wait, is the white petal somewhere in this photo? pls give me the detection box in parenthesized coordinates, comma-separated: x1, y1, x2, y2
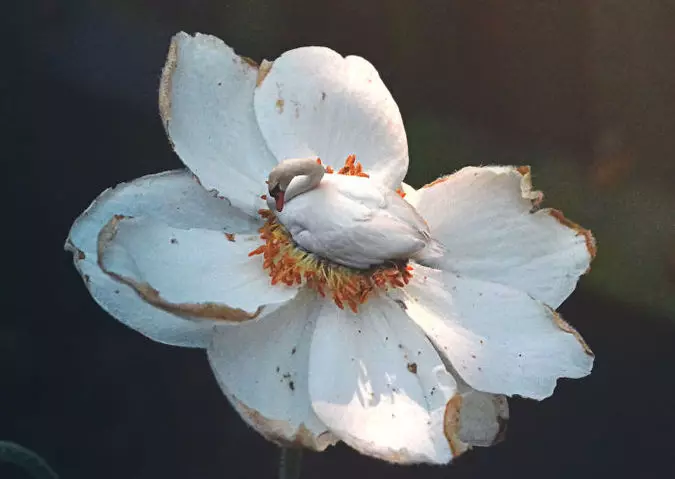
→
(398, 265, 593, 400)
(207, 291, 336, 450)
(254, 47, 408, 189)
(98, 216, 298, 320)
(411, 166, 596, 308)
(309, 295, 462, 464)
(160, 32, 276, 216)
(65, 170, 256, 347)
(400, 181, 417, 199)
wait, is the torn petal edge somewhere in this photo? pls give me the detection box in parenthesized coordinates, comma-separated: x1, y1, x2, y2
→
(96, 215, 264, 322)
(420, 165, 596, 269)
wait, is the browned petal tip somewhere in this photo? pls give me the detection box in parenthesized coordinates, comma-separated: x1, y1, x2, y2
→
(548, 209, 598, 261)
(239, 55, 258, 68)
(256, 59, 273, 87)
(159, 35, 179, 130)
(516, 165, 531, 176)
(550, 308, 594, 357)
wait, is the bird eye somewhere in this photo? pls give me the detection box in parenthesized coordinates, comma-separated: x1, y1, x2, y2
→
(268, 183, 281, 197)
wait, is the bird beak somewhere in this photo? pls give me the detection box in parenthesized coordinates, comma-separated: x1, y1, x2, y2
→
(274, 190, 285, 212)
(268, 184, 285, 212)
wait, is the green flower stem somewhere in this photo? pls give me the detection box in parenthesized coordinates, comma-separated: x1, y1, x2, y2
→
(279, 447, 303, 479)
(0, 441, 59, 479)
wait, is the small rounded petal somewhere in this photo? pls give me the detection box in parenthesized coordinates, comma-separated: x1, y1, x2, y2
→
(398, 265, 593, 400)
(309, 295, 461, 464)
(207, 291, 336, 450)
(456, 389, 509, 447)
(65, 170, 257, 347)
(254, 47, 408, 190)
(410, 166, 595, 308)
(160, 32, 277, 216)
(97, 216, 298, 320)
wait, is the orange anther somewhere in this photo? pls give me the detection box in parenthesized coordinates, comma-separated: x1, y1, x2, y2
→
(347, 299, 358, 313)
(252, 206, 414, 313)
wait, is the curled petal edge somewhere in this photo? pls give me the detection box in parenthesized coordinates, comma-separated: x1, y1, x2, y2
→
(232, 397, 338, 451)
(96, 215, 263, 322)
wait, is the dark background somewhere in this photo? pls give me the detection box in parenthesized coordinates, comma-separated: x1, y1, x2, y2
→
(4, 1, 675, 478)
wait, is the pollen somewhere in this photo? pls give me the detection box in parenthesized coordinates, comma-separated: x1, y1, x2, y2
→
(251, 155, 413, 312)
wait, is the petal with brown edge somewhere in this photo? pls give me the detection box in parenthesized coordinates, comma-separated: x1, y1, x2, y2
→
(208, 291, 337, 451)
(398, 264, 593, 400)
(97, 216, 299, 321)
(65, 170, 258, 347)
(308, 295, 459, 464)
(160, 32, 277, 216)
(410, 166, 595, 309)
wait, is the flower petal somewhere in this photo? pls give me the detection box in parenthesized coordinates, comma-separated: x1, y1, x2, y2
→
(308, 296, 461, 464)
(411, 166, 595, 308)
(97, 216, 298, 321)
(207, 291, 337, 450)
(254, 47, 408, 189)
(160, 32, 277, 215)
(456, 389, 509, 447)
(397, 265, 593, 400)
(65, 170, 257, 347)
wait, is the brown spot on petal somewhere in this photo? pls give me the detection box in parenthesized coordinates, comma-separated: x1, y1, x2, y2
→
(443, 395, 467, 457)
(225, 233, 236, 242)
(275, 98, 285, 113)
(550, 308, 594, 357)
(406, 362, 417, 374)
(77, 249, 86, 260)
(159, 35, 178, 131)
(548, 209, 597, 262)
(256, 59, 273, 87)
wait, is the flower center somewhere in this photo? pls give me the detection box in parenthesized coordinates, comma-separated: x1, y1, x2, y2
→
(249, 155, 411, 313)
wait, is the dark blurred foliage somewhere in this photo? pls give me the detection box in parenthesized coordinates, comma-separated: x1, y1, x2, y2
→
(3, 1, 674, 478)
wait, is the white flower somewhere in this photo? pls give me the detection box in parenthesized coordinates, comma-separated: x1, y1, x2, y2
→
(65, 32, 595, 464)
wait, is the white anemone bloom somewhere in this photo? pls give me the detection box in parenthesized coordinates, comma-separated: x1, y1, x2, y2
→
(65, 32, 596, 464)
